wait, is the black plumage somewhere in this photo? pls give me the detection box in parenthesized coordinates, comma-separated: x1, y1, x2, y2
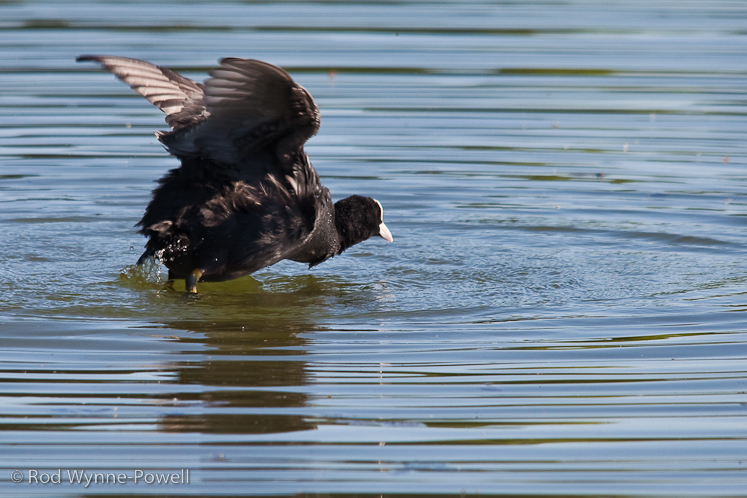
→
(78, 55, 393, 292)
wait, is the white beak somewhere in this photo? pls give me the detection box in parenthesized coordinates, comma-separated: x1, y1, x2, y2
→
(378, 222, 393, 242)
(373, 200, 393, 242)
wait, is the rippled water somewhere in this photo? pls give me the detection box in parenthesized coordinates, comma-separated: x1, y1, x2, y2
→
(1, 1, 747, 496)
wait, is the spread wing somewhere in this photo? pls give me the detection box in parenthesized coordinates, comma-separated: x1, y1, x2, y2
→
(76, 55, 207, 131)
(78, 55, 322, 193)
(200, 58, 321, 161)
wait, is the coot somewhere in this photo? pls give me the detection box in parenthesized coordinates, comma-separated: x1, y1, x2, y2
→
(78, 55, 393, 292)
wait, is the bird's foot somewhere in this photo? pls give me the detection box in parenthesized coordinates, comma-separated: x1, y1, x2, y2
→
(186, 269, 203, 293)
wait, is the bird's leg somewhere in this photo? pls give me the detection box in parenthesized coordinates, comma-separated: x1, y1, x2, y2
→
(186, 268, 203, 294)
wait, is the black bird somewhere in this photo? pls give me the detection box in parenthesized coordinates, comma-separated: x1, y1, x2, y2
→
(78, 55, 392, 292)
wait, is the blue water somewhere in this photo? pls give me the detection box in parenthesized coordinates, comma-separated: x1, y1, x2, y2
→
(1, 0, 746, 496)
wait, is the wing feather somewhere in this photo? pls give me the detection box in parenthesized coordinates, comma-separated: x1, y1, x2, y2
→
(76, 55, 207, 131)
(78, 55, 322, 194)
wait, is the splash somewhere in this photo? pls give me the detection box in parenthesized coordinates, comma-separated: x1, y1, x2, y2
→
(118, 253, 170, 289)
